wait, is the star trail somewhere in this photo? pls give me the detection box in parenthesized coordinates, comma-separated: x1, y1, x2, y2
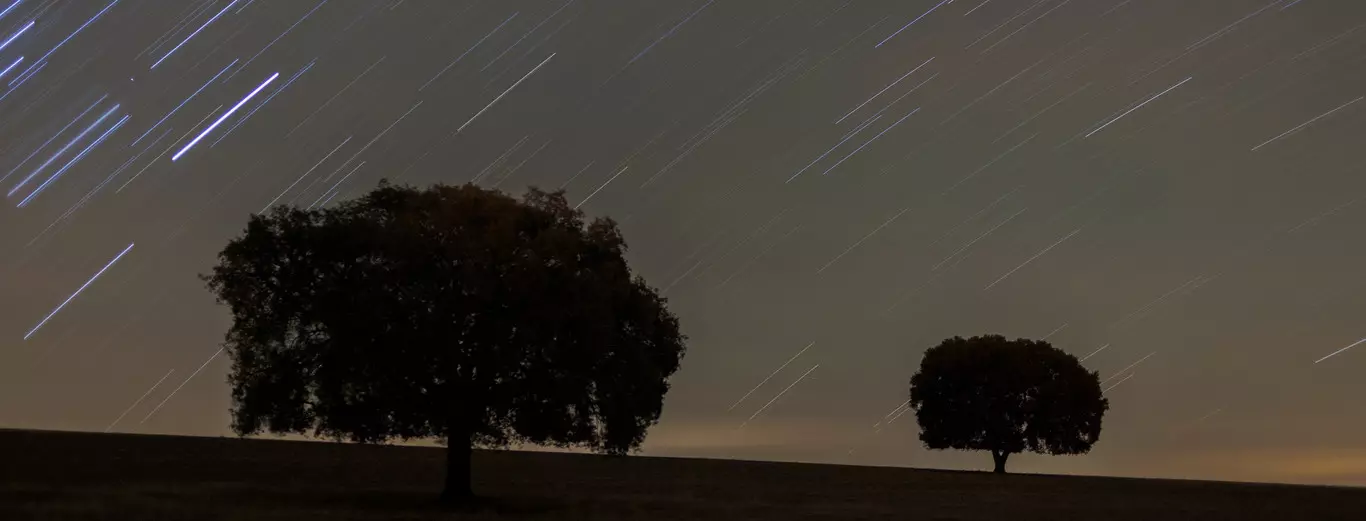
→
(1, 0, 1366, 487)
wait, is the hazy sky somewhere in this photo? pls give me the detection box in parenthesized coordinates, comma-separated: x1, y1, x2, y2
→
(2, 0, 1366, 486)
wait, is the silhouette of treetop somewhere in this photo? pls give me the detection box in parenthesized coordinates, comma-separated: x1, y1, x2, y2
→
(202, 181, 686, 501)
(909, 334, 1107, 473)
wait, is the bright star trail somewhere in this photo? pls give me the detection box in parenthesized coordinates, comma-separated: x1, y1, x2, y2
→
(727, 341, 815, 412)
(1314, 337, 1366, 364)
(1081, 344, 1110, 362)
(740, 363, 819, 429)
(0, 94, 108, 186)
(260, 135, 352, 212)
(1250, 96, 1364, 151)
(0, 1, 21, 22)
(787, 113, 885, 183)
(19, 112, 129, 207)
(1103, 372, 1134, 393)
(139, 347, 222, 424)
(104, 369, 173, 433)
(626, 0, 716, 67)
(834, 57, 933, 124)
(0, 56, 22, 81)
(1, 0, 1365, 487)
(8, 102, 121, 197)
(23, 242, 134, 340)
(1101, 352, 1156, 385)
(818, 108, 919, 176)
(417, 12, 518, 92)
(1041, 323, 1068, 340)
(574, 165, 627, 209)
(875, 0, 954, 48)
(932, 207, 1027, 270)
(0, 19, 33, 53)
(1084, 77, 1193, 139)
(983, 228, 1081, 290)
(455, 53, 555, 134)
(171, 72, 278, 161)
(148, 0, 241, 70)
(131, 58, 239, 147)
(18, 0, 121, 79)
(212, 62, 314, 147)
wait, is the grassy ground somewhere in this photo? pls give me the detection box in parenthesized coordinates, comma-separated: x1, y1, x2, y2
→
(2, 429, 1364, 520)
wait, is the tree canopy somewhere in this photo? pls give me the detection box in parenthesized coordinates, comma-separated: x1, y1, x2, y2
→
(908, 335, 1107, 473)
(202, 181, 686, 501)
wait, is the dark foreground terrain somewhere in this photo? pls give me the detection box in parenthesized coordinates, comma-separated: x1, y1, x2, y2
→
(2, 429, 1364, 520)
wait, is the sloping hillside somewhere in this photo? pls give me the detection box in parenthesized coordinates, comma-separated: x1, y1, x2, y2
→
(2, 429, 1363, 520)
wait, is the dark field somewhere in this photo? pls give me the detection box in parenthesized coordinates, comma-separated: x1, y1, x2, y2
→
(3, 429, 1365, 520)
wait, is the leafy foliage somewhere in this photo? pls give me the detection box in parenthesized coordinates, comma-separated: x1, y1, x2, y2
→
(908, 335, 1107, 473)
(203, 181, 686, 499)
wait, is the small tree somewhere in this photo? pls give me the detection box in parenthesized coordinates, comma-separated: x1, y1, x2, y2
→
(203, 181, 685, 502)
(908, 335, 1107, 473)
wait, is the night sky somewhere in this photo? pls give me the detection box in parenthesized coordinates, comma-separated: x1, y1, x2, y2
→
(2, 0, 1366, 486)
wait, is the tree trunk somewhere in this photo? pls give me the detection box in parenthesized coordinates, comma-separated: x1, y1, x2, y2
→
(992, 451, 1009, 474)
(441, 427, 473, 503)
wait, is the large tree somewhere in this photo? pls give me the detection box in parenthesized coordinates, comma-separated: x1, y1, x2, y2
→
(203, 181, 686, 501)
(908, 335, 1107, 474)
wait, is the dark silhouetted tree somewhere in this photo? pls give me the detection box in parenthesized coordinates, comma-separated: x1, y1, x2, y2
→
(202, 181, 686, 502)
(908, 335, 1107, 474)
